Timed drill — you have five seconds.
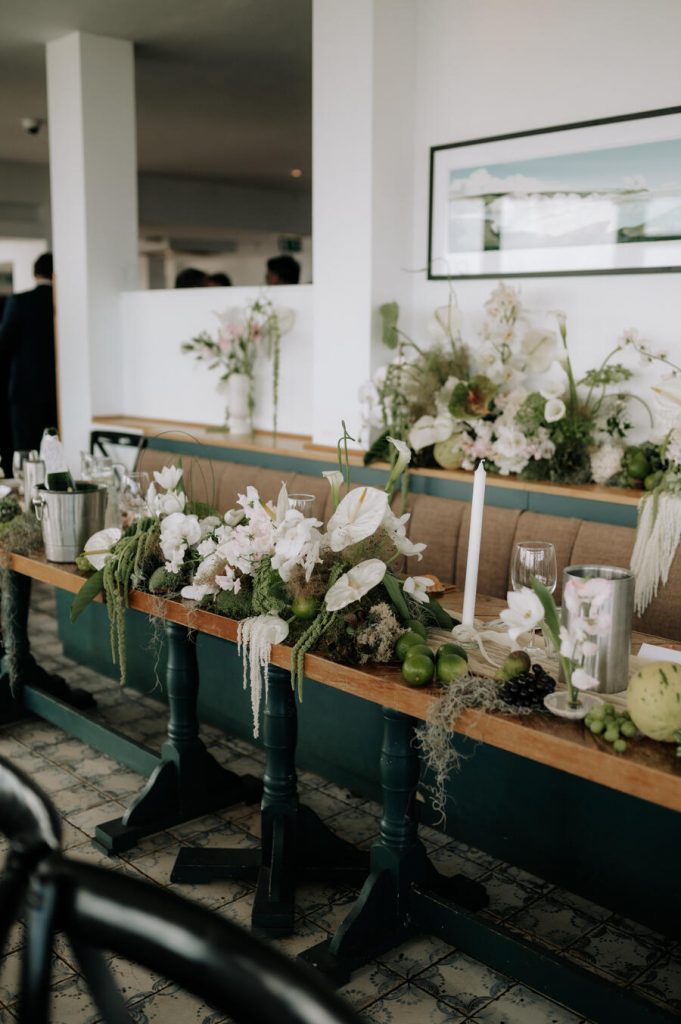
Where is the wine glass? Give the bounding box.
[12,450,30,485]
[119,471,150,529]
[511,541,557,653]
[288,493,317,516]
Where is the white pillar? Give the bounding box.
[46,32,138,465]
[312,0,417,447]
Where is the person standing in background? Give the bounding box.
[0,253,58,452]
[265,255,300,285]
[0,294,12,475]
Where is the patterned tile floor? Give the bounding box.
[0,584,679,1023]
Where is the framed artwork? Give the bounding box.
[428,106,681,279]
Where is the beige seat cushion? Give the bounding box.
[404,494,466,584]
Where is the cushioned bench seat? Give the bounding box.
[139,449,680,641]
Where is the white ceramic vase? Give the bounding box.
[221,373,252,435]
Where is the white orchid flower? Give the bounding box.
[326,487,388,552]
[272,510,323,582]
[381,509,426,560]
[160,512,202,573]
[216,567,242,594]
[544,398,566,423]
[153,465,183,492]
[324,559,387,612]
[322,470,345,509]
[403,576,434,604]
[407,414,455,453]
[572,668,599,691]
[82,528,122,571]
[224,508,246,528]
[500,587,545,643]
[521,328,558,373]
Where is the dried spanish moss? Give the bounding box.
[414,675,530,826]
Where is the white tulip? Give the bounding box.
[403,576,434,604]
[500,587,545,643]
[153,465,183,492]
[324,559,387,612]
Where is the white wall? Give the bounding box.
[118,286,313,435]
[406,0,681,387]
[0,238,47,293]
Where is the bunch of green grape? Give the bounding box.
[584,703,637,753]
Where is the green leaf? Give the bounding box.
[70,569,105,623]
[379,302,400,350]
[383,573,410,622]
[530,576,560,649]
[363,429,391,467]
[426,595,456,630]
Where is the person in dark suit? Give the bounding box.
[0,252,58,453]
[0,294,12,476]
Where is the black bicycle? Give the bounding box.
[0,754,360,1024]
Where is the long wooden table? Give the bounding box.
[4,553,680,1024]
[9,552,681,814]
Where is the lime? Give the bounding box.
[438,643,469,663]
[405,643,435,663]
[396,631,426,662]
[406,619,427,639]
[602,703,615,716]
[402,654,435,687]
[626,451,651,481]
[644,471,663,492]
[291,595,320,620]
[436,653,468,684]
[590,704,606,720]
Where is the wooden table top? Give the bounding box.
[9,552,681,814]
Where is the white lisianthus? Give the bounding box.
[326,487,388,552]
[381,508,426,560]
[589,443,624,485]
[271,510,323,582]
[491,425,532,476]
[153,465,183,491]
[82,528,122,571]
[521,328,558,373]
[324,559,387,612]
[322,470,345,509]
[500,587,545,644]
[197,537,217,558]
[408,414,455,453]
[403,576,434,604]
[544,398,566,423]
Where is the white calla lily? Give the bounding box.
[500,587,545,643]
[326,487,388,552]
[82,528,122,571]
[544,398,566,423]
[387,436,411,474]
[322,470,345,509]
[324,559,387,612]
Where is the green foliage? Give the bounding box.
[252,557,289,616]
[546,416,593,483]
[213,583,253,619]
[148,566,185,595]
[515,392,546,434]
[382,573,410,622]
[363,429,392,467]
[580,364,632,388]
[70,570,105,623]
[0,511,42,562]
[185,500,220,519]
[0,495,21,524]
[379,302,400,349]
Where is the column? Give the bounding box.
[46,32,138,465]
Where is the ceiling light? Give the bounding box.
[290,168,303,179]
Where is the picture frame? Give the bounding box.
[428,105,681,279]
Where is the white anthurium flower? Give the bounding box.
[381,508,426,560]
[403,576,434,604]
[544,398,566,423]
[324,559,387,612]
[153,465,183,491]
[326,487,389,552]
[82,527,122,571]
[322,470,345,509]
[572,668,599,691]
[521,328,558,373]
[408,414,456,453]
[500,587,545,643]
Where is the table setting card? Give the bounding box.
[637,642,681,666]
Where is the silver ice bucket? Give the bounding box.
[33,483,107,563]
[562,565,635,694]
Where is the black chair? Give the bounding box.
[0,754,360,1024]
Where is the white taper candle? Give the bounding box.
[461,460,486,627]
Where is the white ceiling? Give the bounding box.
[0,0,311,191]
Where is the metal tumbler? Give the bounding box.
[561,564,635,694]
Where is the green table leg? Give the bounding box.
[95,622,261,854]
[171,663,370,937]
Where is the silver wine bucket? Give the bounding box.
[562,564,635,694]
[33,483,107,563]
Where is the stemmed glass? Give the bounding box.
[119,471,150,529]
[511,541,557,653]
[12,450,30,486]
[288,493,316,516]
